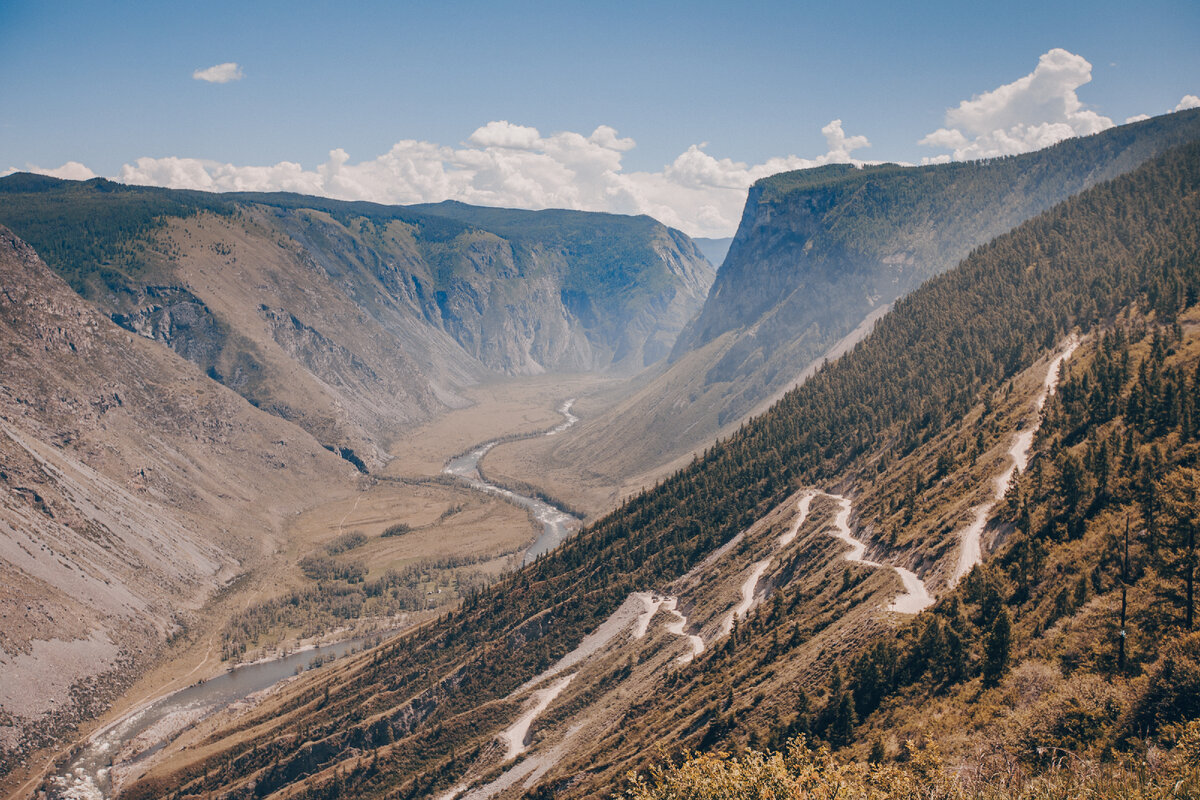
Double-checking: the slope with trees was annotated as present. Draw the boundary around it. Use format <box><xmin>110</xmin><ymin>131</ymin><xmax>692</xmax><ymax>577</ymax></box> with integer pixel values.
<box><xmin>121</xmin><ymin>136</ymin><xmax>1200</xmax><ymax>799</ymax></box>
<box><xmin>501</xmin><ymin>109</ymin><xmax>1200</xmax><ymax>516</ymax></box>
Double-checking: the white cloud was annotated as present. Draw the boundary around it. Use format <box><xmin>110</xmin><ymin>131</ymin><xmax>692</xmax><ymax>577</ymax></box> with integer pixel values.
<box><xmin>193</xmin><ymin>62</ymin><xmax>243</xmax><ymax>84</ymax></box>
<box><xmin>1125</xmin><ymin>113</ymin><xmax>1152</xmax><ymax>123</ymax></box>
<box><xmin>821</xmin><ymin>119</ymin><xmax>870</xmax><ymax>161</ymax></box>
<box><xmin>19</xmin><ymin>161</ymin><xmax>99</xmax><ymax>180</ymax></box>
<box><xmin>108</xmin><ymin>120</ymin><xmax>871</xmax><ymax>238</ymax></box>
<box><xmin>1176</xmin><ymin>94</ymin><xmax>1200</xmax><ymax>111</ymax></box>
<box><xmin>919</xmin><ymin>48</ymin><xmax>1114</xmax><ymax>162</ymax></box>
<box><xmin>466</xmin><ymin>121</ymin><xmax>541</xmax><ymax>149</ymax></box>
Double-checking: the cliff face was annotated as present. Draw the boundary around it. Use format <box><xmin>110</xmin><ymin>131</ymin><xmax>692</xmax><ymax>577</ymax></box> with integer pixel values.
<box><xmin>123</xmin><ymin>137</ymin><xmax>1200</xmax><ymax>800</ymax></box>
<box><xmin>0</xmin><ymin>226</ymin><xmax>350</xmax><ymax>767</ymax></box>
<box><xmin>402</xmin><ymin>202</ymin><xmax>715</xmax><ymax>374</ymax></box>
<box><xmin>518</xmin><ymin>110</ymin><xmax>1200</xmax><ymax>496</ymax></box>
<box><xmin>0</xmin><ymin>185</ymin><xmax>715</xmax><ymax>466</ymax></box>
<box><xmin>678</xmin><ymin>109</ymin><xmax>1200</xmax><ymax>368</ymax></box>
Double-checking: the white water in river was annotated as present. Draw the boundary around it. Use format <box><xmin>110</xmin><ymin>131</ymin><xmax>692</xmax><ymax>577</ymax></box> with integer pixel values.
<box><xmin>950</xmin><ymin>337</ymin><xmax>1079</xmax><ymax>588</ymax></box>
<box><xmin>48</xmin><ymin>637</ymin><xmax>373</xmax><ymax>800</ymax></box>
<box><xmin>544</xmin><ymin>398</ymin><xmax>578</xmax><ymax>435</ymax></box>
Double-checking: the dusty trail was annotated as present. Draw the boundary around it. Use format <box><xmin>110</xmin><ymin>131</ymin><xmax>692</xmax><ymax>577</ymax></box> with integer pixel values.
<box><xmin>431</xmin><ymin>339</ymin><xmax>1088</xmax><ymax>799</ymax></box>
<box><xmin>661</xmin><ymin>597</ymin><xmax>705</xmax><ymax>663</ymax></box>
<box><xmin>500</xmin><ymin>675</ymin><xmax>575</xmax><ymax>761</ymax></box>
<box><xmin>443</xmin><ymin>590</ymin><xmax>679</xmax><ymax>800</ymax></box>
<box><xmin>819</xmin><ymin>493</ymin><xmax>934</xmax><ymax>614</ymax></box>
<box><xmin>950</xmin><ymin>336</ymin><xmax>1079</xmax><ymax>587</ymax></box>
<box><xmin>720</xmin><ymin>490</ymin><xmax>935</xmax><ymax>638</ymax></box>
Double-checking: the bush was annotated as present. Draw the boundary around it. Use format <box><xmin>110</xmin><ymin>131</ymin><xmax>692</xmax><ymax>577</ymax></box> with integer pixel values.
<box><xmin>1124</xmin><ymin>631</ymin><xmax>1200</xmax><ymax>739</ymax></box>
<box><xmin>381</xmin><ymin>522</ymin><xmax>412</xmax><ymax>538</ymax></box>
<box><xmin>326</xmin><ymin>531</ymin><xmax>368</xmax><ymax>554</ymax></box>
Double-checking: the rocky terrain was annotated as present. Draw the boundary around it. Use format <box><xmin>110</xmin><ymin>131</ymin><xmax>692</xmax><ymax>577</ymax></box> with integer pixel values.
<box><xmin>0</xmin><ymin>226</ymin><xmax>355</xmax><ymax>772</ymax></box>
<box><xmin>0</xmin><ymin>180</ymin><xmax>714</xmax><ymax>470</ymax></box>
<box><xmin>0</xmin><ymin>184</ymin><xmax>713</xmax><ymax>784</ymax></box>
<box><xmin>116</xmin><ymin>135</ymin><xmax>1200</xmax><ymax>800</ymax></box>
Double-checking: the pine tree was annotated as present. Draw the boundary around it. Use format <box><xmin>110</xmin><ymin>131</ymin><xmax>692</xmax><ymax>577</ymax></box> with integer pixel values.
<box><xmin>868</xmin><ymin>735</ymin><xmax>886</xmax><ymax>764</ymax></box>
<box><xmin>829</xmin><ymin>691</ymin><xmax>857</xmax><ymax>748</ymax></box>
<box><xmin>1159</xmin><ymin>467</ymin><xmax>1200</xmax><ymax>629</ymax></box>
<box><xmin>982</xmin><ymin>608</ymin><xmax>1012</xmax><ymax>687</ymax></box>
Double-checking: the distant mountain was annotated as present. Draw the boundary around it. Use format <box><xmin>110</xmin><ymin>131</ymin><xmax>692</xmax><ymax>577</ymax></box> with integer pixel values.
<box><xmin>522</xmin><ymin>109</ymin><xmax>1200</xmax><ymax>501</ymax></box>
<box><xmin>692</xmin><ymin>236</ymin><xmax>733</xmax><ymax>268</ymax></box>
<box><xmin>121</xmin><ymin>136</ymin><xmax>1200</xmax><ymax>800</ymax></box>
<box><xmin>0</xmin><ymin>182</ymin><xmax>714</xmax><ymax>467</ymax></box>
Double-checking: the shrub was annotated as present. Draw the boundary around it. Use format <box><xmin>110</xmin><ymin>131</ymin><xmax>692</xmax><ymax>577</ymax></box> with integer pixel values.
<box><xmin>326</xmin><ymin>531</ymin><xmax>368</xmax><ymax>554</ymax></box>
<box><xmin>299</xmin><ymin>555</ymin><xmax>367</xmax><ymax>583</ymax></box>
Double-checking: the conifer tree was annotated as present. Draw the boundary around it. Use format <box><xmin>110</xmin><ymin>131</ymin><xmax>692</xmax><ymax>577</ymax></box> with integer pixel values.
<box><xmin>982</xmin><ymin>608</ymin><xmax>1012</xmax><ymax>687</ymax></box>
<box><xmin>1160</xmin><ymin>467</ymin><xmax>1200</xmax><ymax>629</ymax></box>
<box><xmin>829</xmin><ymin>691</ymin><xmax>857</xmax><ymax>748</ymax></box>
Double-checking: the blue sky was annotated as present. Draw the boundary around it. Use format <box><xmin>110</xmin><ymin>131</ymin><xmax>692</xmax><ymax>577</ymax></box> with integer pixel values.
<box><xmin>2</xmin><ymin>0</ymin><xmax>1198</xmax><ymax>236</ymax></box>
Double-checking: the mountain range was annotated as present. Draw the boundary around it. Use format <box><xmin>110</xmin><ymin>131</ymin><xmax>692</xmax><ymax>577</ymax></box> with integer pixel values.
<box><xmin>489</xmin><ymin>109</ymin><xmax>1200</xmax><ymax>515</ymax></box>
<box><xmin>103</xmin><ymin>126</ymin><xmax>1200</xmax><ymax>800</ymax></box>
<box><xmin>1</xmin><ymin>109</ymin><xmax>1199</xmax><ymax>799</ymax></box>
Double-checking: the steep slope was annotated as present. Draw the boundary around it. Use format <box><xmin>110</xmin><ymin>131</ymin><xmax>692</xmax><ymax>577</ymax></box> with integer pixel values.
<box><xmin>122</xmin><ymin>136</ymin><xmax>1200</xmax><ymax>800</ymax></box>
<box><xmin>0</xmin><ymin>227</ymin><xmax>352</xmax><ymax>772</ymax></box>
<box><xmin>403</xmin><ymin>201</ymin><xmax>715</xmax><ymax>370</ymax></box>
<box><xmin>0</xmin><ymin>182</ymin><xmax>714</xmax><ymax>467</ymax></box>
<box><xmin>505</xmin><ymin>109</ymin><xmax>1200</xmax><ymax>509</ymax></box>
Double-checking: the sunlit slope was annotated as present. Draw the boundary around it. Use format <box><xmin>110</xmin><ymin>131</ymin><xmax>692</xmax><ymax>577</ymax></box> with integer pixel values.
<box><xmin>0</xmin><ymin>181</ymin><xmax>714</xmax><ymax>467</ymax></box>
<box><xmin>0</xmin><ymin>226</ymin><xmax>351</xmax><ymax>774</ymax></box>
<box><xmin>511</xmin><ymin>109</ymin><xmax>1200</xmax><ymax>507</ymax></box>
<box><xmin>126</xmin><ymin>136</ymin><xmax>1200</xmax><ymax>799</ymax></box>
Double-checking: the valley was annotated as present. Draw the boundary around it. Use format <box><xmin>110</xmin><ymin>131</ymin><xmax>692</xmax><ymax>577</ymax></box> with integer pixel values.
<box><xmin>1</xmin><ymin>110</ymin><xmax>1199</xmax><ymax>800</ymax></box>
<box><xmin>3</xmin><ymin>374</ymin><xmax>616</xmax><ymax>800</ymax></box>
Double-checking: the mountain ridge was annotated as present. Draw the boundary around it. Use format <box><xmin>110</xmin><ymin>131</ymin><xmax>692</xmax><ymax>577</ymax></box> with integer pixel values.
<box><xmin>494</xmin><ymin>109</ymin><xmax>1200</xmax><ymax>516</ymax></box>
<box><xmin>117</xmin><ymin>133</ymin><xmax>1200</xmax><ymax>800</ymax></box>
<box><xmin>0</xmin><ymin>181</ymin><xmax>715</xmax><ymax>467</ymax></box>
<box><xmin>0</xmin><ymin>224</ymin><xmax>354</xmax><ymax>771</ymax></box>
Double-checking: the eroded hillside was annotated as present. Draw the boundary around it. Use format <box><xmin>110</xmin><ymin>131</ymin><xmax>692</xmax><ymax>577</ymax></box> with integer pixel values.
<box><xmin>0</xmin><ymin>227</ymin><xmax>353</xmax><ymax>771</ymax></box>
<box><xmin>0</xmin><ymin>181</ymin><xmax>714</xmax><ymax>469</ymax></box>
<box><xmin>118</xmin><ymin>132</ymin><xmax>1200</xmax><ymax>800</ymax></box>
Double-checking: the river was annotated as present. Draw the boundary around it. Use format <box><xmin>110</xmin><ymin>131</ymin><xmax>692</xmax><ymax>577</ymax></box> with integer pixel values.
<box><xmin>48</xmin><ymin>636</ymin><xmax>374</xmax><ymax>799</ymax></box>
<box><xmin>442</xmin><ymin>399</ymin><xmax>582</xmax><ymax>565</ymax></box>
<box><xmin>46</xmin><ymin>400</ymin><xmax>583</xmax><ymax>799</ymax></box>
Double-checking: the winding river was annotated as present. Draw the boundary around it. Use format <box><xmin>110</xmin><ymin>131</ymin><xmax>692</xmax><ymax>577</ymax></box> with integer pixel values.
<box><xmin>443</xmin><ymin>399</ymin><xmax>582</xmax><ymax>565</ymax></box>
<box><xmin>48</xmin><ymin>399</ymin><xmax>583</xmax><ymax>799</ymax></box>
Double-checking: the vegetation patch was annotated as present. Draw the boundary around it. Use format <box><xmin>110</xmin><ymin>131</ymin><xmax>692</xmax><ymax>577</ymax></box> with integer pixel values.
<box><xmin>326</xmin><ymin>531</ymin><xmax>368</xmax><ymax>555</ymax></box>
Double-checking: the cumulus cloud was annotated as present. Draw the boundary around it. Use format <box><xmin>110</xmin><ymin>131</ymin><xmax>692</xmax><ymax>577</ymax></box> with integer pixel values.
<box><xmin>1176</xmin><ymin>94</ymin><xmax>1200</xmax><ymax>111</ymax></box>
<box><xmin>12</xmin><ymin>161</ymin><xmax>99</xmax><ymax>180</ymax></box>
<box><xmin>919</xmin><ymin>48</ymin><xmax>1114</xmax><ymax>162</ymax></box>
<box><xmin>193</xmin><ymin>62</ymin><xmax>243</xmax><ymax>83</ymax></box>
<box><xmin>108</xmin><ymin>120</ymin><xmax>870</xmax><ymax>238</ymax></box>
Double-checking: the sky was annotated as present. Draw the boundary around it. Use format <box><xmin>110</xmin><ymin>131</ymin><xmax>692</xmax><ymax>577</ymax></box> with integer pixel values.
<box><xmin>2</xmin><ymin>0</ymin><xmax>1198</xmax><ymax>238</ymax></box>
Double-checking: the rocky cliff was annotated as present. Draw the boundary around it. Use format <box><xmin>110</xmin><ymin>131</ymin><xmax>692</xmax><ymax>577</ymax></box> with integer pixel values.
<box><xmin>0</xmin><ymin>183</ymin><xmax>715</xmax><ymax>468</ymax></box>
<box><xmin>511</xmin><ymin>109</ymin><xmax>1200</xmax><ymax>503</ymax></box>
<box><xmin>0</xmin><ymin>226</ymin><xmax>351</xmax><ymax>770</ymax></box>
